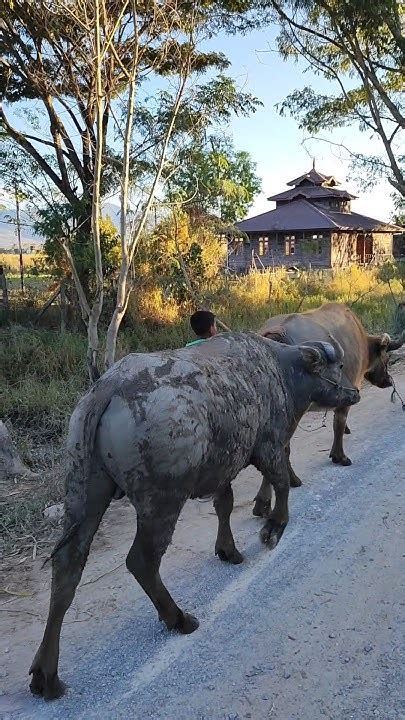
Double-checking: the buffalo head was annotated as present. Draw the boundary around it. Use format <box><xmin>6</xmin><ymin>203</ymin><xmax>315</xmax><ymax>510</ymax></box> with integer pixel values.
<box><xmin>365</xmin><ymin>332</ymin><xmax>405</xmax><ymax>389</ymax></box>
<box><xmin>299</xmin><ymin>340</ymin><xmax>360</xmax><ymax>409</ymax></box>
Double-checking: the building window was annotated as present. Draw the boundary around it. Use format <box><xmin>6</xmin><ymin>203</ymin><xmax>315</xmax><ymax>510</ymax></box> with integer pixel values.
<box><xmin>311</xmin><ymin>233</ymin><xmax>324</xmax><ymax>254</ymax></box>
<box><xmin>285</xmin><ymin>235</ymin><xmax>295</xmax><ymax>256</ymax></box>
<box><xmin>259</xmin><ymin>236</ymin><xmax>269</xmax><ymax>256</ymax></box>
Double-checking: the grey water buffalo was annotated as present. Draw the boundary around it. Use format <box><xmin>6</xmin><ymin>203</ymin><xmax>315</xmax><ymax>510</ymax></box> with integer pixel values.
<box><xmin>251</xmin><ymin>302</ymin><xmax>404</xmax><ymax>516</ymax></box>
<box><xmin>29</xmin><ymin>332</ymin><xmax>359</xmax><ymax>700</ymax></box>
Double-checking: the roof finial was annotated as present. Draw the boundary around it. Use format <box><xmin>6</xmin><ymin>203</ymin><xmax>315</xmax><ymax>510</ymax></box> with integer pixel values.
<box><xmin>312</xmin><ymin>158</ymin><xmax>315</xmax><ymax>170</ymax></box>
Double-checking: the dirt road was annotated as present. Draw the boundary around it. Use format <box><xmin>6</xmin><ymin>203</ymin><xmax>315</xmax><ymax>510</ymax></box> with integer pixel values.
<box><xmin>1</xmin><ymin>365</ymin><xmax>404</xmax><ymax>720</ymax></box>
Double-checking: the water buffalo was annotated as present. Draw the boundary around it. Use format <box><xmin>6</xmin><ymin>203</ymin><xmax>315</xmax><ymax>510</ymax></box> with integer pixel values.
<box><xmin>252</xmin><ymin>302</ymin><xmax>404</xmax><ymax>516</ymax></box>
<box><xmin>29</xmin><ymin>332</ymin><xmax>359</xmax><ymax>700</ymax></box>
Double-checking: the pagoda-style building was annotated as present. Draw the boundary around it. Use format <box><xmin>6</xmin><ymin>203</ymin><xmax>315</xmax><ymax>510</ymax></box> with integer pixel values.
<box><xmin>229</xmin><ymin>164</ymin><xmax>401</xmax><ymax>271</ymax></box>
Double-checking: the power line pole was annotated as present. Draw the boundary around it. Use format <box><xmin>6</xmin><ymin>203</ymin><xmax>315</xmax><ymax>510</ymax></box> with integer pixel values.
<box><xmin>14</xmin><ymin>182</ymin><xmax>24</xmax><ymax>291</ymax></box>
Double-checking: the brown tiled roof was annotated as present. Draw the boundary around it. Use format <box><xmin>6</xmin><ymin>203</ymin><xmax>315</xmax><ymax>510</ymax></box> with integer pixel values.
<box><xmin>267</xmin><ymin>186</ymin><xmax>356</xmax><ymax>202</ymax></box>
<box><xmin>236</xmin><ymin>199</ymin><xmax>402</xmax><ymax>233</ymax></box>
<box><xmin>286</xmin><ymin>168</ymin><xmax>340</xmax><ymax>187</ymax></box>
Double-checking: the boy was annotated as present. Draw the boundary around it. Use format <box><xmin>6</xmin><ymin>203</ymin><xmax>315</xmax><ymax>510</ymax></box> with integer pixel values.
<box><xmin>186</xmin><ymin>310</ymin><xmax>217</xmax><ymax>347</ymax></box>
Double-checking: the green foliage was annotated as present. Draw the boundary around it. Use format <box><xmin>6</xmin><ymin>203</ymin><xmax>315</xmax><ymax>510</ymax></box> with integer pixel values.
<box><xmin>391</xmin><ymin>193</ymin><xmax>405</xmax><ymax>225</ymax></box>
<box><xmin>267</xmin><ymin>0</ymin><xmax>405</xmax><ymax>196</ymax></box>
<box><xmin>134</xmin><ymin>211</ymin><xmax>226</xmax><ymax>306</ymax></box>
<box><xmin>33</xmin><ymin>205</ymin><xmax>121</xmax><ymax>284</ymax></box>
<box><xmin>0</xmin><ymin>0</ymin><xmax>261</xmax><ymax>210</ymax></box>
<box><xmin>0</xmin><ymin>327</ymin><xmax>87</xmax><ymax>438</ymax></box>
<box><xmin>377</xmin><ymin>259</ymin><xmax>405</xmax><ymax>296</ymax></box>
<box><xmin>167</xmin><ymin>136</ymin><xmax>262</xmax><ymax>222</ymax></box>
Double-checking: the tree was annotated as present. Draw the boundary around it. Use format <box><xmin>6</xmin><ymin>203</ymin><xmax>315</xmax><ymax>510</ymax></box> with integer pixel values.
<box><xmin>391</xmin><ymin>193</ymin><xmax>405</xmax><ymax>226</ymax></box>
<box><xmin>262</xmin><ymin>0</ymin><xmax>405</xmax><ymax>197</ymax></box>
<box><xmin>34</xmin><ymin>206</ymin><xmax>121</xmax><ymax>284</ymax></box>
<box><xmin>135</xmin><ymin>210</ymin><xmax>226</xmax><ymax>305</ymax></box>
<box><xmin>0</xmin><ymin>0</ymin><xmax>259</xmax><ymax>378</ymax></box>
<box><xmin>166</xmin><ymin>136</ymin><xmax>262</xmax><ymax>222</ymax></box>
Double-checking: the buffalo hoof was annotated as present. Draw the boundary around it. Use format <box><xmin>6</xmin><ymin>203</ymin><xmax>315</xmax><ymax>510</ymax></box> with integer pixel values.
<box><xmin>289</xmin><ymin>473</ymin><xmax>302</xmax><ymax>488</ymax></box>
<box><xmin>344</xmin><ymin>425</ymin><xmax>351</xmax><ymax>435</ymax></box>
<box><xmin>215</xmin><ymin>544</ymin><xmax>244</xmax><ymax>564</ymax></box>
<box><xmin>260</xmin><ymin>520</ymin><xmax>287</xmax><ymax>550</ymax></box>
<box><xmin>174</xmin><ymin>612</ymin><xmax>199</xmax><ymax>635</ymax></box>
<box><xmin>331</xmin><ymin>455</ymin><xmax>352</xmax><ymax>466</ymax></box>
<box><xmin>29</xmin><ymin>668</ymin><xmax>66</xmax><ymax>700</ymax></box>
<box><xmin>252</xmin><ymin>497</ymin><xmax>271</xmax><ymax>518</ymax></box>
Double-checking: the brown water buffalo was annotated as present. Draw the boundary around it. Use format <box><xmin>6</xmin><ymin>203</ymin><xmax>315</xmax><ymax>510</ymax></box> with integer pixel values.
<box><xmin>252</xmin><ymin>303</ymin><xmax>404</xmax><ymax>516</ymax></box>
<box><xmin>29</xmin><ymin>332</ymin><xmax>359</xmax><ymax>700</ymax></box>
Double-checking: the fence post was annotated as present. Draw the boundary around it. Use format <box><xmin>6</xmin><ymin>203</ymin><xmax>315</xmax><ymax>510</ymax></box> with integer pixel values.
<box><xmin>60</xmin><ymin>282</ymin><xmax>67</xmax><ymax>333</ymax></box>
<box><xmin>0</xmin><ymin>265</ymin><xmax>9</xmax><ymax>314</ymax></box>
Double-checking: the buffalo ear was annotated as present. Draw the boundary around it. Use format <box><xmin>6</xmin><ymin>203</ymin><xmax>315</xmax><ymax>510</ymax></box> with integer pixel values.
<box><xmin>387</xmin><ymin>332</ymin><xmax>405</xmax><ymax>352</ymax></box>
<box><xmin>375</xmin><ymin>332</ymin><xmax>405</xmax><ymax>352</ymax></box>
<box><xmin>379</xmin><ymin>333</ymin><xmax>391</xmax><ymax>349</ymax></box>
<box><xmin>299</xmin><ymin>344</ymin><xmax>324</xmax><ymax>373</ymax></box>
<box><xmin>262</xmin><ymin>326</ymin><xmax>290</xmax><ymax>344</ymax></box>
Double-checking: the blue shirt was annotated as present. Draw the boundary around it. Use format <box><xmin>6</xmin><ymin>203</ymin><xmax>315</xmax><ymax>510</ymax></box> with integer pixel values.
<box><xmin>185</xmin><ymin>338</ymin><xmax>209</xmax><ymax>347</ymax></box>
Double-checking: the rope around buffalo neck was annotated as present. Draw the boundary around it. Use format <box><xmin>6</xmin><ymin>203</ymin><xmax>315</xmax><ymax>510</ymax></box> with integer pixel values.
<box><xmin>296</xmin><ymin>373</ymin><xmax>355</xmax><ymax>433</ymax></box>
<box><xmin>389</xmin><ymin>374</ymin><xmax>405</xmax><ymax>411</ymax></box>
<box><xmin>298</xmin><ymin>410</ymin><xmax>328</xmax><ymax>433</ymax></box>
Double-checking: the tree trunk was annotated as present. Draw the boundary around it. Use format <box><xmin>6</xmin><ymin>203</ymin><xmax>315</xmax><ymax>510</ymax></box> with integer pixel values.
<box><xmin>0</xmin><ymin>421</ymin><xmax>39</xmax><ymax>481</ymax></box>
<box><xmin>86</xmin><ymin>0</ymin><xmax>105</xmax><ymax>382</ymax></box>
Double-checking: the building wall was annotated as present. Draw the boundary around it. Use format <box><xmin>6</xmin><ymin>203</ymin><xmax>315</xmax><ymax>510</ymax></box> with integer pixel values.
<box><xmin>330</xmin><ymin>232</ymin><xmax>393</xmax><ymax>267</ymax></box>
<box><xmin>228</xmin><ymin>231</ymin><xmax>332</xmax><ymax>272</ymax></box>
<box><xmin>330</xmin><ymin>233</ymin><xmax>356</xmax><ymax>266</ymax></box>
<box><xmin>372</xmin><ymin>232</ymin><xmax>393</xmax><ymax>259</ymax></box>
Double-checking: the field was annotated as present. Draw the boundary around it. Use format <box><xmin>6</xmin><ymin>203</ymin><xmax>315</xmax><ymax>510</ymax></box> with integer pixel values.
<box><xmin>1</xmin><ymin>261</ymin><xmax>404</xmax><ymax>560</ymax></box>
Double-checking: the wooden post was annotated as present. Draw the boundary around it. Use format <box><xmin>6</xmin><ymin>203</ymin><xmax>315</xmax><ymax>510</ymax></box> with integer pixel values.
<box><xmin>60</xmin><ymin>282</ymin><xmax>67</xmax><ymax>333</ymax></box>
<box><xmin>0</xmin><ymin>265</ymin><xmax>9</xmax><ymax>313</ymax></box>
<box><xmin>35</xmin><ymin>285</ymin><xmax>61</xmax><ymax>323</ymax></box>
<box><xmin>14</xmin><ymin>183</ymin><xmax>24</xmax><ymax>291</ymax></box>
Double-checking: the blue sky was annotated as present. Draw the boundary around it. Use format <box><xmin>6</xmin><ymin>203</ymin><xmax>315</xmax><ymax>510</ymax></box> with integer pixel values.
<box><xmin>209</xmin><ymin>27</ymin><xmax>399</xmax><ymax>222</ymax></box>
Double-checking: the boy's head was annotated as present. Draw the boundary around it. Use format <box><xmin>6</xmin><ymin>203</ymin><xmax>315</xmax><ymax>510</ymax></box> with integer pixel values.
<box><xmin>190</xmin><ymin>310</ymin><xmax>217</xmax><ymax>339</ymax></box>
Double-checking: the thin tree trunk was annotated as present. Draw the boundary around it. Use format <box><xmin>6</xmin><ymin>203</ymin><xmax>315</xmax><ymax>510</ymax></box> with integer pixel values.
<box><xmin>104</xmin><ymin>26</ymin><xmax>138</xmax><ymax>370</ymax></box>
<box><xmin>171</xmin><ymin>209</ymin><xmax>231</xmax><ymax>332</ymax></box>
<box><xmin>87</xmin><ymin>0</ymin><xmax>105</xmax><ymax>383</ymax></box>
<box><xmin>104</xmin><ymin>41</ymin><xmax>190</xmax><ymax>369</ymax></box>
<box><xmin>60</xmin><ymin>282</ymin><xmax>67</xmax><ymax>333</ymax></box>
<box><xmin>0</xmin><ymin>266</ymin><xmax>9</xmax><ymax>314</ymax></box>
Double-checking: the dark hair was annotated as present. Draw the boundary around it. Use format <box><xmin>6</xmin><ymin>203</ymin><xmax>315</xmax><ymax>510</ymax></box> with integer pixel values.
<box><xmin>190</xmin><ymin>310</ymin><xmax>216</xmax><ymax>337</ymax></box>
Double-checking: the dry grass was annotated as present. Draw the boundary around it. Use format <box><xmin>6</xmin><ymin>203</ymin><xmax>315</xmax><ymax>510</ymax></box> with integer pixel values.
<box><xmin>0</xmin><ymin>252</ymin><xmax>41</xmax><ymax>273</ymax></box>
<box><xmin>0</xmin><ymin>452</ymin><xmax>64</xmax><ymax>559</ymax></box>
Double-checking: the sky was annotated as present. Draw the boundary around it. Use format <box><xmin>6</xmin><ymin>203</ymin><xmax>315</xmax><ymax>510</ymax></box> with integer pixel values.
<box><xmin>206</xmin><ymin>26</ymin><xmax>398</xmax><ymax>223</ymax></box>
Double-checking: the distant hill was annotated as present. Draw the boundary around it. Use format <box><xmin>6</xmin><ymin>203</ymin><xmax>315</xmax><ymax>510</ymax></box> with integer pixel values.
<box><xmin>0</xmin><ymin>209</ymin><xmax>41</xmax><ymax>251</ymax></box>
<box><xmin>0</xmin><ymin>203</ymin><xmax>120</xmax><ymax>251</ymax></box>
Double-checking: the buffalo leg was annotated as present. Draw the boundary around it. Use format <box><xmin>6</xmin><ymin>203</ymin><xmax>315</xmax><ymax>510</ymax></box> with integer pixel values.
<box><xmin>330</xmin><ymin>406</ymin><xmax>352</xmax><ymax>465</ymax></box>
<box><xmin>252</xmin><ymin>477</ymin><xmax>272</xmax><ymax>518</ymax></box>
<box><xmin>253</xmin><ymin>449</ymin><xmax>290</xmax><ymax>550</ymax></box>
<box><xmin>29</xmin><ymin>475</ymin><xmax>114</xmax><ymax>700</ymax></box>
<box><xmin>253</xmin><ymin>443</ymin><xmax>300</xmax><ymax>518</ymax></box>
<box><xmin>286</xmin><ymin>443</ymin><xmax>302</xmax><ymax>487</ymax></box>
<box><xmin>214</xmin><ymin>484</ymin><xmax>243</xmax><ymax>564</ymax></box>
<box><xmin>344</xmin><ymin>424</ymin><xmax>351</xmax><ymax>435</ymax></box>
<box><xmin>126</xmin><ymin>492</ymin><xmax>198</xmax><ymax>634</ymax></box>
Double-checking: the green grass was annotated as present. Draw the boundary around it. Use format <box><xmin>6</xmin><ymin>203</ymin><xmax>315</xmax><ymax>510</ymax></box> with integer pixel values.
<box><xmin>0</xmin><ymin>328</ymin><xmax>87</xmax><ymax>440</ymax></box>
